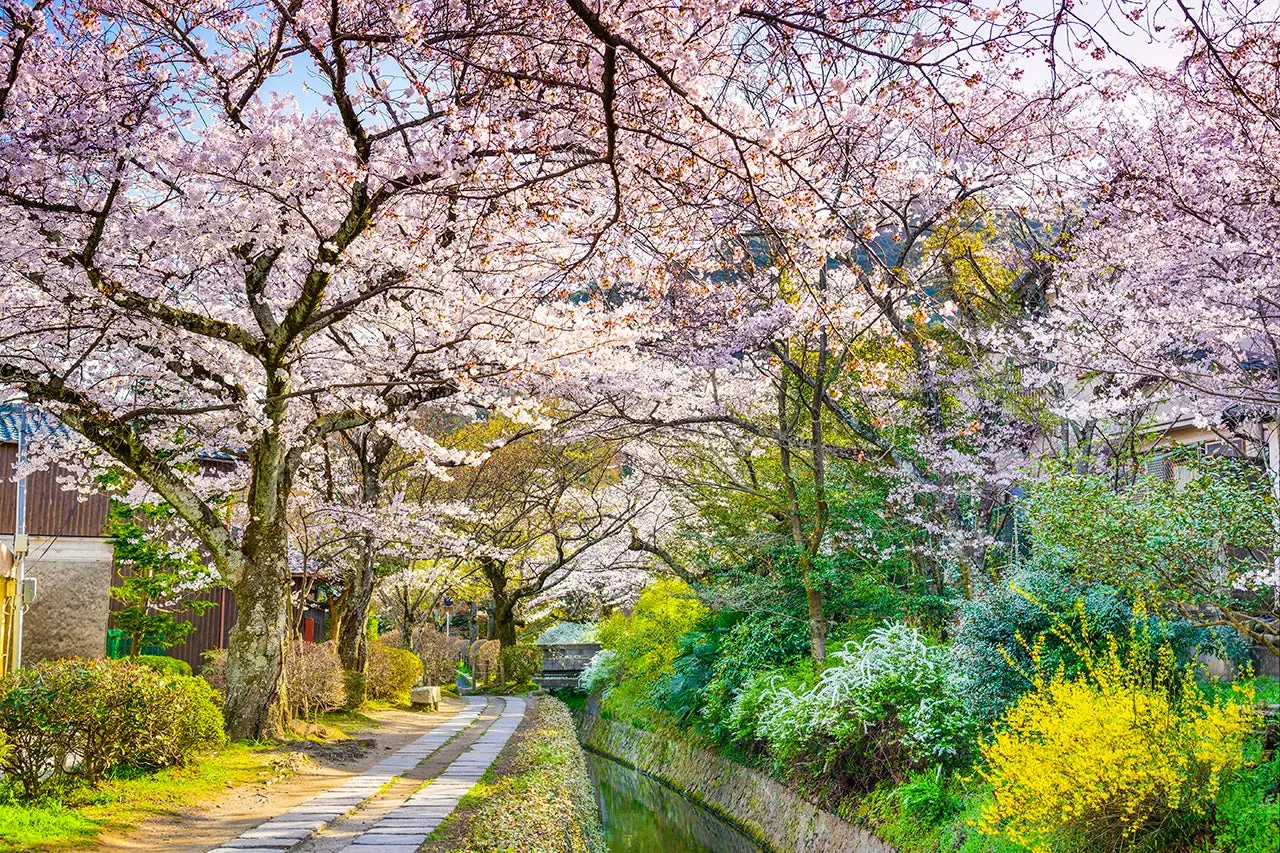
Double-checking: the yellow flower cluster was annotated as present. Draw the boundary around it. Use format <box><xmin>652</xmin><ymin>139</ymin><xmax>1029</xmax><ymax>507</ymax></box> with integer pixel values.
<box><xmin>976</xmin><ymin>598</ymin><xmax>1258</xmax><ymax>852</ymax></box>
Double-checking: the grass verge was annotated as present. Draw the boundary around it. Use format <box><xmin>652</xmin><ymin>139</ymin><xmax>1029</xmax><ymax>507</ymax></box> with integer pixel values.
<box><xmin>0</xmin><ymin>743</ymin><xmax>295</xmax><ymax>852</ymax></box>
<box><xmin>424</xmin><ymin>696</ymin><xmax>604</xmax><ymax>853</ymax></box>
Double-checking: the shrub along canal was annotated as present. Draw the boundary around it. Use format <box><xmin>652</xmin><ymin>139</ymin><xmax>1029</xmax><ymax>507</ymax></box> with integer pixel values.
<box><xmin>585</xmin><ymin>750</ymin><xmax>767</xmax><ymax>853</ymax></box>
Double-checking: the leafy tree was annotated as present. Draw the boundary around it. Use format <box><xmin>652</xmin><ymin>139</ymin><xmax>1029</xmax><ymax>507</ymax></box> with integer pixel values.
<box><xmin>420</xmin><ymin>420</ymin><xmax>652</xmax><ymax>647</ymax></box>
<box><xmin>106</xmin><ymin>500</ymin><xmax>218</xmax><ymax>657</ymax></box>
<box><xmin>592</xmin><ymin>579</ymin><xmax>706</xmax><ymax>724</ymax></box>
<box><xmin>1025</xmin><ymin>454</ymin><xmax>1280</xmax><ymax>657</ymax></box>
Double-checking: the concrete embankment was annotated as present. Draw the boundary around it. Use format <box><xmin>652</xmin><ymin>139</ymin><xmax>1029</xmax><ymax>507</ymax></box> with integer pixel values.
<box><xmin>579</xmin><ymin>713</ymin><xmax>894</xmax><ymax>853</ymax></box>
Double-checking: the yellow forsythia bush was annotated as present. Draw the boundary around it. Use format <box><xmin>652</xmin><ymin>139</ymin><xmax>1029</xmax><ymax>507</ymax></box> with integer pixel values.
<box><xmin>978</xmin><ymin>601</ymin><xmax>1258</xmax><ymax>853</ymax></box>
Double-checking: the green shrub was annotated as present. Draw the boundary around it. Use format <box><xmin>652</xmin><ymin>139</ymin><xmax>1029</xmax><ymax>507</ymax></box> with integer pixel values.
<box><xmin>857</xmin><ymin>772</ymin><xmax>968</xmax><ymax>853</ymax></box>
<box><xmin>368</xmin><ymin>643</ymin><xmax>422</xmax><ymax>701</ymax></box>
<box><xmin>741</xmin><ymin>624</ymin><xmax>976</xmax><ymax>790</ymax></box>
<box><xmin>287</xmin><ymin>641</ymin><xmax>347</xmax><ymax>718</ymax></box>
<box><xmin>0</xmin><ymin>661</ymin><xmax>85</xmax><ymax>798</ymax></box>
<box><xmin>1209</xmin><ymin>729</ymin><xmax>1280</xmax><ymax>853</ymax></box>
<box><xmin>133</xmin><ymin>676</ymin><xmax>226</xmax><ymax>768</ymax></box>
<box><xmin>653</xmin><ymin>609</ymin><xmax>810</xmax><ymax>742</ymax></box>
<box><xmin>0</xmin><ymin>659</ymin><xmax>225</xmax><ymax>800</ymax></box>
<box><xmin>134</xmin><ymin>655</ymin><xmax>193</xmax><ymax>678</ymax></box>
<box><xmin>500</xmin><ymin>645</ymin><xmax>540</xmax><ymax>687</ymax></box>
<box><xmin>727</xmin><ymin>660</ymin><xmax>817</xmax><ymax>745</ymax></box>
<box><xmin>593</xmin><ymin>579</ymin><xmax>705</xmax><ymax>724</ymax></box>
<box><xmin>952</xmin><ymin>564</ymin><xmax>1244</xmax><ymax>724</ymax></box>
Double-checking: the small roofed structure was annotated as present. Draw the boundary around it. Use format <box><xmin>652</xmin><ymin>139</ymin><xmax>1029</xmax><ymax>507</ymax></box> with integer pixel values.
<box><xmin>534</xmin><ymin>621</ymin><xmax>601</xmax><ymax>690</ymax></box>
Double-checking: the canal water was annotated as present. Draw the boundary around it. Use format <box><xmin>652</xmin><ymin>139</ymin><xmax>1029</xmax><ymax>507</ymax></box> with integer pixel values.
<box><xmin>585</xmin><ymin>750</ymin><xmax>767</xmax><ymax>853</ymax></box>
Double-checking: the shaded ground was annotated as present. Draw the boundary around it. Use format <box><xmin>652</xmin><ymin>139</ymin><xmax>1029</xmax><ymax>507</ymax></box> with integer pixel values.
<box><xmin>91</xmin><ymin>698</ymin><xmax>467</xmax><ymax>853</ymax></box>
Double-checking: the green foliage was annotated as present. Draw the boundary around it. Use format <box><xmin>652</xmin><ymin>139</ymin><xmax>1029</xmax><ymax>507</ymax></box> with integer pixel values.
<box><xmin>500</xmin><ymin>645</ymin><xmax>541</xmax><ymax>687</ymax></box>
<box><xmin>651</xmin><ymin>609</ymin><xmax>811</xmax><ymax>743</ymax></box>
<box><xmin>1025</xmin><ymin>457</ymin><xmax>1277</xmax><ymax>636</ymax></box>
<box><xmin>592</xmin><ymin>580</ymin><xmax>706</xmax><ymax>725</ymax></box>
<box><xmin>735</xmin><ymin>624</ymin><xmax>976</xmax><ymax>790</ymax></box>
<box><xmin>133</xmin><ymin>655</ymin><xmax>193</xmax><ymax>678</ymax></box>
<box><xmin>856</xmin><ymin>776</ymin><xmax>1020</xmax><ymax>853</ymax></box>
<box><xmin>727</xmin><ymin>659</ymin><xmax>819</xmax><ymax>745</ymax></box>
<box><xmin>857</xmin><ymin>772</ymin><xmax>967</xmax><ymax>852</ymax></box>
<box><xmin>136</xmin><ymin>676</ymin><xmax>226</xmax><ymax>770</ymax></box>
<box><xmin>952</xmin><ymin>564</ymin><xmax>1244</xmax><ymax>724</ymax></box>
<box><xmin>105</xmin><ymin>500</ymin><xmax>218</xmax><ymax>654</ymax></box>
<box><xmin>0</xmin><ymin>659</ymin><xmax>225</xmax><ymax>800</ymax></box>
<box><xmin>367</xmin><ymin>643</ymin><xmax>423</xmax><ymax>702</ymax></box>
<box><xmin>1211</xmin><ymin>736</ymin><xmax>1280</xmax><ymax>853</ymax></box>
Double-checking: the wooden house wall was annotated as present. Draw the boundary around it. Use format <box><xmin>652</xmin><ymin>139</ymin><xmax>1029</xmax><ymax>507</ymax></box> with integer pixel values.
<box><xmin>108</xmin><ymin>583</ymin><xmax>238</xmax><ymax>674</ymax></box>
<box><xmin>0</xmin><ymin>443</ymin><xmax>109</xmax><ymax>537</ymax></box>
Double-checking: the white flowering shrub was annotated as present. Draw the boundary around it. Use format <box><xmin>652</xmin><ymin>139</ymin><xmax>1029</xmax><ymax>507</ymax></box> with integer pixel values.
<box><xmin>739</xmin><ymin>624</ymin><xmax>976</xmax><ymax>779</ymax></box>
<box><xmin>578</xmin><ymin>649</ymin><xmax>620</xmax><ymax>697</ymax></box>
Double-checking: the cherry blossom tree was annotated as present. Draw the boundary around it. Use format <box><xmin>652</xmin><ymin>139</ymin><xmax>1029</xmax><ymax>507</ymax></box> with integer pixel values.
<box><xmin>1049</xmin><ymin>14</ymin><xmax>1280</xmax><ymax>435</ymax></box>
<box><xmin>1037</xmin><ymin>5</ymin><xmax>1280</xmax><ymax>644</ymax></box>
<box><xmin>414</xmin><ymin>422</ymin><xmax>656</xmax><ymax>647</ymax></box>
<box><xmin>0</xmin><ymin>0</ymin><xmax>1107</xmax><ymax>737</ymax></box>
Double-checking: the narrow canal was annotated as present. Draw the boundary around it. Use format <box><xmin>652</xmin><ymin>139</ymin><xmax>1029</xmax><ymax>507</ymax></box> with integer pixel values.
<box><xmin>585</xmin><ymin>751</ymin><xmax>767</xmax><ymax>853</ymax></box>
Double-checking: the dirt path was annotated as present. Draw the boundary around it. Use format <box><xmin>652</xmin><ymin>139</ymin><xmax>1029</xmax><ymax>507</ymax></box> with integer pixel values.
<box><xmin>92</xmin><ymin>698</ymin><xmax>467</xmax><ymax>853</ymax></box>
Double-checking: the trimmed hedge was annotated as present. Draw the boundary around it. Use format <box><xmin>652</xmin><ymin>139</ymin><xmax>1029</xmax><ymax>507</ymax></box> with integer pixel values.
<box><xmin>0</xmin><ymin>658</ymin><xmax>225</xmax><ymax>799</ymax></box>
<box><xmin>134</xmin><ymin>654</ymin><xmax>194</xmax><ymax>678</ymax></box>
<box><xmin>369</xmin><ymin>643</ymin><xmax>423</xmax><ymax>701</ymax></box>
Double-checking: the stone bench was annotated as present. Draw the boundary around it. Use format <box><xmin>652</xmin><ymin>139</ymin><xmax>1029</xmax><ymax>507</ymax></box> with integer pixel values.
<box><xmin>410</xmin><ymin>684</ymin><xmax>441</xmax><ymax>711</ymax></box>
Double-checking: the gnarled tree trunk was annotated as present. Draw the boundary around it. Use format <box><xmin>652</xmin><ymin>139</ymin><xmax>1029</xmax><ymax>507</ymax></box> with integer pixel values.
<box><xmin>224</xmin><ymin>562</ymin><xmax>291</xmax><ymax>740</ymax></box>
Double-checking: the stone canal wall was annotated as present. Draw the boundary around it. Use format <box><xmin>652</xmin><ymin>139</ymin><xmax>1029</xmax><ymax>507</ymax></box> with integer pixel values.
<box><xmin>579</xmin><ymin>713</ymin><xmax>894</xmax><ymax>853</ymax></box>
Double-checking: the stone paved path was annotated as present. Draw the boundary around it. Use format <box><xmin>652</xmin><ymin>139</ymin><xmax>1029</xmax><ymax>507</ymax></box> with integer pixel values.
<box><xmin>339</xmin><ymin>697</ymin><xmax>525</xmax><ymax>852</ymax></box>
<box><xmin>208</xmin><ymin>697</ymin><xmax>492</xmax><ymax>853</ymax></box>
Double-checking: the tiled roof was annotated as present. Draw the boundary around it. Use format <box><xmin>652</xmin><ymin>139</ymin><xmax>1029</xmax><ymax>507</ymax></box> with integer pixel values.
<box><xmin>0</xmin><ymin>404</ymin><xmax>73</xmax><ymax>444</ymax></box>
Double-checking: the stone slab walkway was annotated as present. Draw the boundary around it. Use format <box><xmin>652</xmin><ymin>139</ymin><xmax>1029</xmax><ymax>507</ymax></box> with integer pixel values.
<box><xmin>208</xmin><ymin>698</ymin><xmax>486</xmax><ymax>853</ymax></box>
<box><xmin>339</xmin><ymin>697</ymin><xmax>525</xmax><ymax>852</ymax></box>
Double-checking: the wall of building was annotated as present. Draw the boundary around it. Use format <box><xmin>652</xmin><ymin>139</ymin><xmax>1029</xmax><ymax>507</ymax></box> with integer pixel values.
<box><xmin>0</xmin><ymin>444</ymin><xmax>110</xmax><ymax>537</ymax></box>
<box><xmin>579</xmin><ymin>713</ymin><xmax>893</xmax><ymax>853</ymax></box>
<box><xmin>21</xmin><ymin>536</ymin><xmax>113</xmax><ymax>663</ymax></box>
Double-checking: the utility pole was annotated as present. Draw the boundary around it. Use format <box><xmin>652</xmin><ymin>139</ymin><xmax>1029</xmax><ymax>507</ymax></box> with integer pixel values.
<box><xmin>11</xmin><ymin>406</ymin><xmax>28</xmax><ymax>670</ymax></box>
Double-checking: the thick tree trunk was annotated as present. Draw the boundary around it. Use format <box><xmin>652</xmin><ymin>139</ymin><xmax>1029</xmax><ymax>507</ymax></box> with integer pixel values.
<box><xmin>494</xmin><ymin>599</ymin><xmax>518</xmax><ymax>648</ymax></box>
<box><xmin>337</xmin><ymin>434</ymin><xmax>391</xmax><ymax>709</ymax></box>
<box><xmin>224</xmin><ymin>555</ymin><xmax>291</xmax><ymax>741</ymax></box>
<box><xmin>223</xmin><ymin>402</ymin><xmax>295</xmax><ymax>741</ymax></box>
<box><xmin>480</xmin><ymin>557</ymin><xmax>519</xmax><ymax>647</ymax></box>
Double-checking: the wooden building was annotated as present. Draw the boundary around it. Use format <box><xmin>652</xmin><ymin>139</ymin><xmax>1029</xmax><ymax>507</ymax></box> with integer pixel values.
<box><xmin>0</xmin><ymin>406</ymin><xmax>114</xmax><ymax>664</ymax></box>
<box><xmin>534</xmin><ymin>622</ymin><xmax>601</xmax><ymax>690</ymax></box>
